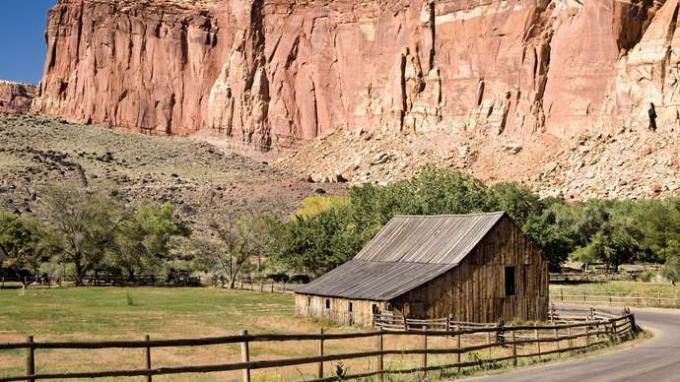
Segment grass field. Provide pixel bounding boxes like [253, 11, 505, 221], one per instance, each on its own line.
[0, 287, 468, 381]
[0, 287, 635, 382]
[550, 281, 680, 308]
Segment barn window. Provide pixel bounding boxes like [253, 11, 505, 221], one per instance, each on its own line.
[505, 267, 516, 296]
[371, 304, 379, 314]
[325, 299, 331, 309]
[348, 302, 353, 313]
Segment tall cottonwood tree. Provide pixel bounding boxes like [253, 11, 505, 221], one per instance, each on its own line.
[0, 212, 50, 286]
[192, 209, 275, 289]
[111, 203, 190, 281]
[38, 185, 123, 286]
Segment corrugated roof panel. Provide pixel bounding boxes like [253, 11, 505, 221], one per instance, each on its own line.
[354, 212, 505, 264]
[296, 260, 452, 301]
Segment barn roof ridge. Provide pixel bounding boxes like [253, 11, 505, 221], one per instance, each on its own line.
[392, 211, 506, 218]
[297, 212, 512, 301]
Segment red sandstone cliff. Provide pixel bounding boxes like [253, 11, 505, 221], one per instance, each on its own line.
[0, 81, 36, 114]
[33, 0, 680, 197]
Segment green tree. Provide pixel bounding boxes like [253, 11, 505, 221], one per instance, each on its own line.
[0, 212, 53, 286]
[111, 204, 190, 281]
[38, 185, 123, 286]
[194, 210, 276, 288]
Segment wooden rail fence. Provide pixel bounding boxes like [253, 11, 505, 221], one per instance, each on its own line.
[0, 308, 636, 382]
[551, 288, 680, 307]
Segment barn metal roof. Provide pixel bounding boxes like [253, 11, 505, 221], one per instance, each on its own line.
[296, 212, 507, 301]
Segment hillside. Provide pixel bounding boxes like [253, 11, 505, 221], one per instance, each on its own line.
[26, 0, 680, 197]
[0, 114, 343, 216]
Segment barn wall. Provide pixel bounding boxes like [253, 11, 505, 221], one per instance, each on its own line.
[391, 216, 548, 322]
[295, 294, 385, 326]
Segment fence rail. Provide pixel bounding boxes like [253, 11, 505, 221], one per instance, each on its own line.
[0, 307, 636, 382]
[551, 288, 680, 307]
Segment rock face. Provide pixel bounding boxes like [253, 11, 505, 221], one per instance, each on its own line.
[0, 81, 36, 114]
[32, 0, 680, 196]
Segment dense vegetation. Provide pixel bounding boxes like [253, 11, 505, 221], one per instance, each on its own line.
[0, 183, 274, 287]
[3, 167, 680, 285]
[269, 167, 680, 279]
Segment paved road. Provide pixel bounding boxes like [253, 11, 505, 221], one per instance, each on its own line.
[463, 306, 680, 382]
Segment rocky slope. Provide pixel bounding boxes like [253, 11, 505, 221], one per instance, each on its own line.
[0, 81, 36, 114]
[33, 0, 680, 198]
[0, 114, 344, 216]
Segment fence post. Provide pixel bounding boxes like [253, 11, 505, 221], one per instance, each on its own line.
[657, 290, 661, 306]
[550, 304, 555, 323]
[241, 330, 251, 382]
[377, 328, 384, 382]
[585, 318, 591, 346]
[609, 293, 613, 306]
[535, 328, 541, 359]
[560, 288, 564, 302]
[270, 281, 274, 293]
[403, 315, 408, 331]
[629, 312, 637, 335]
[446, 314, 452, 333]
[456, 325, 462, 373]
[318, 328, 324, 379]
[567, 326, 573, 349]
[144, 335, 152, 382]
[422, 327, 428, 379]
[612, 319, 618, 338]
[583, 291, 587, 302]
[26, 336, 35, 382]
[553, 323, 559, 353]
[511, 328, 517, 367]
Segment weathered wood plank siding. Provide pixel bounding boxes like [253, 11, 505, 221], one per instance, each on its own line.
[390, 216, 548, 322]
[295, 294, 385, 326]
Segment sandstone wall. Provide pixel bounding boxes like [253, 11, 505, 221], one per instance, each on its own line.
[0, 81, 36, 114]
[34, 0, 676, 150]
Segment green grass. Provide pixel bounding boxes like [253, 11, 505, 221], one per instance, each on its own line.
[550, 281, 680, 308]
[0, 287, 643, 381]
[0, 287, 296, 338]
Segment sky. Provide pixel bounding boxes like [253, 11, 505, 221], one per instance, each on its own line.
[0, 0, 57, 84]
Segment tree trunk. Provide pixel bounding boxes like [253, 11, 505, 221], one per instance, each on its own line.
[74, 255, 85, 286]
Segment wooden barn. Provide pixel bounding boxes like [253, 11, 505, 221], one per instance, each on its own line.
[295, 212, 548, 326]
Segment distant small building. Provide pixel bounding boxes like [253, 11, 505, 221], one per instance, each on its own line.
[295, 212, 548, 326]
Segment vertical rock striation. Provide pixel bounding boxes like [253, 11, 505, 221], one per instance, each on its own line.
[32, 0, 678, 151]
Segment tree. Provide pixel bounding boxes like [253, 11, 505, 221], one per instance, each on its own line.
[662, 245, 680, 282]
[38, 185, 123, 286]
[522, 201, 575, 272]
[0, 212, 52, 287]
[111, 204, 190, 281]
[195, 210, 276, 288]
[568, 201, 641, 272]
[268, 205, 370, 275]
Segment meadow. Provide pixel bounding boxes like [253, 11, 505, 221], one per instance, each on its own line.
[550, 281, 680, 308]
[0, 287, 490, 382]
[0, 287, 638, 382]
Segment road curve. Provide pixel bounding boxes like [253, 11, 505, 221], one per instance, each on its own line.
[462, 306, 680, 382]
